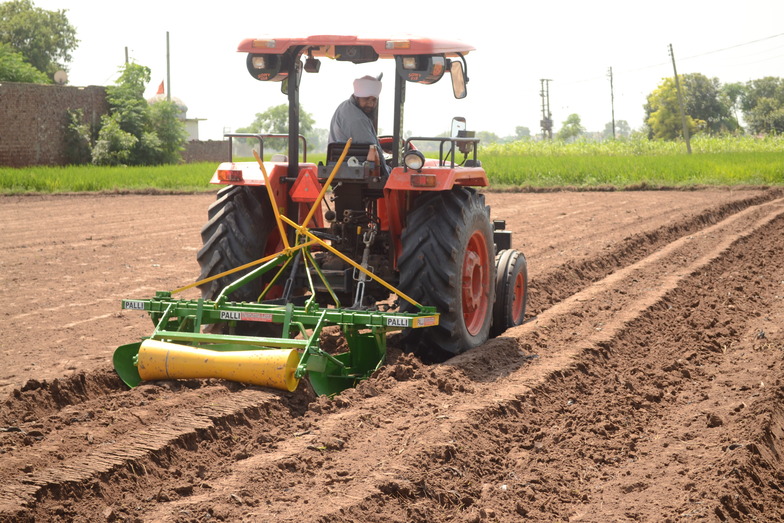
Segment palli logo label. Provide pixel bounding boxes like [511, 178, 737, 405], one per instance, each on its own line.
[220, 311, 242, 321]
[386, 316, 410, 327]
[218, 311, 274, 322]
[123, 300, 145, 310]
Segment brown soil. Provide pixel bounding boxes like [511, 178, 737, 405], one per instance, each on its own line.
[1, 188, 783, 522]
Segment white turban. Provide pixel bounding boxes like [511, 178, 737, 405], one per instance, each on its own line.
[353, 75, 382, 98]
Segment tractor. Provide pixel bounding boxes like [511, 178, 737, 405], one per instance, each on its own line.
[114, 35, 528, 396]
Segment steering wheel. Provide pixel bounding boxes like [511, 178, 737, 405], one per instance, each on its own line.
[378, 135, 417, 156]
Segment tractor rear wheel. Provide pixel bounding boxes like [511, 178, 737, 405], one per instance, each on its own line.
[197, 185, 278, 301]
[399, 187, 495, 362]
[197, 185, 281, 335]
[490, 249, 528, 337]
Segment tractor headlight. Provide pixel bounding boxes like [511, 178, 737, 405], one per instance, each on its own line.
[403, 150, 426, 171]
[401, 57, 418, 70]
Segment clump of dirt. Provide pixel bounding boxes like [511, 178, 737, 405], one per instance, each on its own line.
[0, 370, 124, 426]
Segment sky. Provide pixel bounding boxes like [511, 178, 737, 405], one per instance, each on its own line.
[33, 0, 784, 141]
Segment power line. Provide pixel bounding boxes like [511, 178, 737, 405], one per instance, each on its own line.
[562, 32, 784, 86]
[679, 32, 784, 61]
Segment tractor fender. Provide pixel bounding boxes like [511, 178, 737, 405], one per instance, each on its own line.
[384, 165, 488, 191]
[209, 162, 324, 227]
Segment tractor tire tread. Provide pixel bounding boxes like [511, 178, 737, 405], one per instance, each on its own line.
[398, 187, 494, 361]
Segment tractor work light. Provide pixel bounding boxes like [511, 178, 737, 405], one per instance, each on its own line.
[252, 39, 277, 49]
[395, 55, 446, 84]
[410, 174, 436, 187]
[217, 168, 243, 182]
[401, 57, 418, 70]
[403, 150, 426, 171]
[246, 53, 288, 82]
[386, 40, 411, 50]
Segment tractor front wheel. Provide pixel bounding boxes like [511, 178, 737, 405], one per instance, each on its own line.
[398, 187, 495, 362]
[491, 249, 528, 337]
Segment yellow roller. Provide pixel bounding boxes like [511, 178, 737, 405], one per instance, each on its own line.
[137, 339, 300, 392]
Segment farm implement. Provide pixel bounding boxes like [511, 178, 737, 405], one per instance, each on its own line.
[113, 35, 528, 395]
[114, 140, 438, 396]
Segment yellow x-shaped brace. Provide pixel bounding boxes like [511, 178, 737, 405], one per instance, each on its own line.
[175, 139, 423, 311]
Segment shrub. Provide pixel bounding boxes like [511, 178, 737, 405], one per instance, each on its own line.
[91, 62, 186, 166]
[92, 113, 138, 166]
[64, 109, 92, 164]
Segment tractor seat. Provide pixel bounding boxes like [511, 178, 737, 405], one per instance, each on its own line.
[326, 142, 376, 163]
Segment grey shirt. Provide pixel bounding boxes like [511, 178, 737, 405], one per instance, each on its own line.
[328, 96, 380, 146]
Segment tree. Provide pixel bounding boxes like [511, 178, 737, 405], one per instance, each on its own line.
[721, 82, 746, 128]
[237, 104, 316, 153]
[64, 108, 92, 164]
[106, 63, 151, 138]
[91, 62, 186, 166]
[0, 0, 78, 79]
[681, 73, 737, 134]
[515, 126, 531, 140]
[0, 41, 48, 82]
[602, 119, 631, 140]
[92, 113, 138, 166]
[740, 77, 784, 135]
[556, 114, 584, 142]
[644, 77, 703, 140]
[476, 130, 500, 145]
[644, 73, 738, 139]
[149, 100, 188, 164]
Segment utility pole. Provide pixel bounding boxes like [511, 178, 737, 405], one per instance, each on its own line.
[540, 79, 553, 140]
[668, 44, 692, 154]
[607, 67, 616, 140]
[166, 32, 171, 103]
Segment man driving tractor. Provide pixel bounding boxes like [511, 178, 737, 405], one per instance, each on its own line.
[329, 74, 387, 170]
[328, 74, 382, 143]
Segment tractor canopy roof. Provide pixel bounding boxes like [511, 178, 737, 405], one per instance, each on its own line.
[237, 35, 474, 59]
[238, 35, 474, 170]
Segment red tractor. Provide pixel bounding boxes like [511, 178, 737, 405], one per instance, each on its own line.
[197, 35, 528, 362]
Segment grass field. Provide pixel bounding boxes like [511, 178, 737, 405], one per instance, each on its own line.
[1, 135, 781, 194]
[480, 135, 784, 188]
[0, 163, 219, 194]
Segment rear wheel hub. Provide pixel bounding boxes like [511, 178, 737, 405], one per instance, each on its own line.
[462, 231, 490, 335]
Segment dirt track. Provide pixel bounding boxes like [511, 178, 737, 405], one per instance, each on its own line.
[1, 188, 783, 522]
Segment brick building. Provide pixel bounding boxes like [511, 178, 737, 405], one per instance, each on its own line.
[0, 82, 107, 167]
[0, 82, 227, 167]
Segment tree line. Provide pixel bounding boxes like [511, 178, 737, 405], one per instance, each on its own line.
[544, 72, 783, 144]
[238, 71, 784, 150]
[3, 0, 783, 159]
[644, 73, 783, 139]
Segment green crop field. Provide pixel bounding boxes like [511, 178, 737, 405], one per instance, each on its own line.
[1, 135, 781, 194]
[0, 163, 219, 194]
[480, 135, 784, 189]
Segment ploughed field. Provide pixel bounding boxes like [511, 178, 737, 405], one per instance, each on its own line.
[1, 189, 783, 522]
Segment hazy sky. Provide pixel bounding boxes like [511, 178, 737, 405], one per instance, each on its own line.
[34, 0, 784, 140]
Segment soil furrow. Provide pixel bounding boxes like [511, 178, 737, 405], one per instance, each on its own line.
[1, 189, 782, 522]
[0, 381, 311, 518]
[132, 199, 784, 521]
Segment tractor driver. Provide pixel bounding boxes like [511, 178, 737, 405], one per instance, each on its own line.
[329, 75, 387, 173]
